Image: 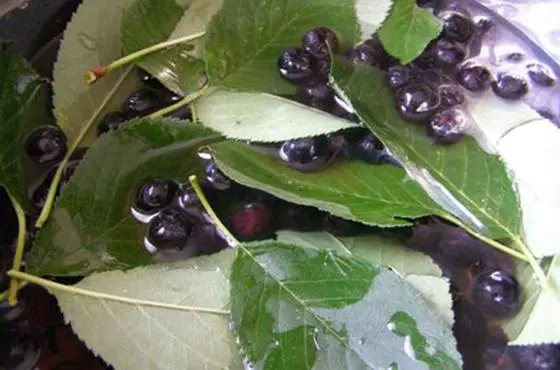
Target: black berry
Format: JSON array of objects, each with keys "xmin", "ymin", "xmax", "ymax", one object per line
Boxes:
[
  {"xmin": 278, "ymin": 48, "xmax": 314, "ymax": 82},
  {"xmin": 506, "ymin": 344, "xmax": 560, "ymax": 370},
  {"xmin": 25, "ymin": 126, "xmax": 67, "ymax": 164},
  {"xmin": 301, "ymin": 27, "xmax": 339, "ymax": 57},
  {"xmin": 434, "ymin": 39, "xmax": 466, "ymax": 65},
  {"xmin": 395, "ymin": 84, "xmax": 439, "ymax": 122},
  {"xmin": 205, "ymin": 161, "xmax": 231, "ymax": 191},
  {"xmin": 277, "ymin": 204, "xmax": 324, "ymax": 232},
  {"xmin": 441, "ymin": 12, "xmax": 473, "ymax": 42},
  {"xmin": 470, "ymin": 270, "xmax": 521, "ymax": 318},
  {"xmin": 146, "ymin": 208, "xmax": 194, "ymax": 250},
  {"xmin": 385, "ymin": 66, "xmax": 415, "ymax": 89},
  {"xmin": 133, "ymin": 178, "xmax": 179, "ymax": 214},
  {"xmin": 97, "ymin": 111, "xmax": 128, "ymax": 135},
  {"xmin": 297, "ymin": 78, "xmax": 334, "ymax": 111},
  {"xmin": 229, "ymin": 202, "xmax": 273, "ymax": 241},
  {"xmin": 346, "ymin": 133, "xmax": 387, "ymax": 164},
  {"xmin": 323, "ymin": 215, "xmax": 370, "ymax": 236},
  {"xmin": 439, "ymin": 85, "xmax": 465, "ymax": 108},
  {"xmin": 0, "ymin": 334, "xmax": 41, "ymax": 370},
  {"xmin": 427, "ymin": 108, "xmax": 465, "ymax": 145},
  {"xmin": 527, "ymin": 63, "xmax": 556, "ymax": 87},
  {"xmin": 122, "ymin": 89, "xmax": 165, "ymax": 116},
  {"xmin": 137, "ymin": 68, "xmax": 164, "ymax": 89},
  {"xmin": 279, "ymin": 137, "xmax": 330, "ymax": 172},
  {"xmin": 363, "ymin": 35, "xmax": 399, "ymax": 70},
  {"xmin": 491, "ymin": 73, "xmax": 529, "ymax": 100},
  {"xmin": 456, "ymin": 63, "xmax": 491, "ymax": 92},
  {"xmin": 348, "ymin": 43, "xmax": 377, "ymax": 66}
]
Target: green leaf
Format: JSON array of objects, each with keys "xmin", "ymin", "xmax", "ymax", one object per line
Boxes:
[
  {"xmin": 27, "ymin": 120, "xmax": 221, "ymax": 276},
  {"xmin": 331, "ymin": 61, "xmax": 521, "ymax": 240},
  {"xmin": 276, "ymin": 231, "xmax": 455, "ymax": 327},
  {"xmin": 377, "ymin": 0, "xmax": 442, "ymax": 64},
  {"xmin": 54, "ymin": 249, "xmax": 243, "ymax": 370},
  {"xmin": 121, "ymin": 0, "xmax": 222, "ymax": 95},
  {"xmin": 204, "ymin": 0, "xmax": 360, "ymax": 94},
  {"xmin": 232, "ymin": 242, "xmax": 461, "ymax": 369},
  {"xmin": 53, "ymin": 0, "xmax": 143, "ymax": 147},
  {"xmin": 195, "ymin": 90, "xmax": 357, "ymax": 142},
  {"xmin": 503, "ymin": 256, "xmax": 560, "ymax": 344},
  {"xmin": 0, "ymin": 50, "xmax": 51, "ymax": 211},
  {"xmin": 209, "ymin": 140, "xmax": 442, "ymax": 227},
  {"xmin": 355, "ymin": 0, "xmax": 393, "ymax": 40}
]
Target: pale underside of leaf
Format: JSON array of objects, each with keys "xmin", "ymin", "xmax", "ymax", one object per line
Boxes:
[
  {"xmin": 195, "ymin": 90, "xmax": 358, "ymax": 142},
  {"xmin": 54, "ymin": 249, "xmax": 243, "ymax": 370},
  {"xmin": 53, "ymin": 0, "xmax": 142, "ymax": 146},
  {"xmin": 355, "ymin": 0, "xmax": 393, "ymax": 40}
]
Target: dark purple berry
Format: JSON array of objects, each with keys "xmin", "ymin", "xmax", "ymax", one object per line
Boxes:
[
  {"xmin": 278, "ymin": 204, "xmax": 324, "ymax": 232},
  {"xmin": 441, "ymin": 12, "xmax": 473, "ymax": 42},
  {"xmin": 137, "ymin": 68, "xmax": 165, "ymax": 89},
  {"xmin": 156, "ymin": 89, "xmax": 182, "ymax": 105},
  {"xmin": 348, "ymin": 43, "xmax": 377, "ymax": 65},
  {"xmin": 323, "ymin": 215, "xmax": 370, "ymax": 236},
  {"xmin": 25, "ymin": 126, "xmax": 67, "ymax": 164},
  {"xmin": 363, "ymin": 35, "xmax": 399, "ymax": 70},
  {"xmin": 0, "ymin": 334, "xmax": 41, "ymax": 370},
  {"xmin": 301, "ymin": 27, "xmax": 339, "ymax": 57},
  {"xmin": 164, "ymin": 105, "xmax": 192, "ymax": 120},
  {"xmin": 297, "ymin": 78, "xmax": 334, "ymax": 111},
  {"xmin": 395, "ymin": 84, "xmax": 439, "ymax": 122},
  {"xmin": 347, "ymin": 133, "xmax": 387, "ymax": 164},
  {"xmin": 439, "ymin": 84, "xmax": 465, "ymax": 108},
  {"xmin": 527, "ymin": 63, "xmax": 556, "ymax": 87},
  {"xmin": 146, "ymin": 208, "xmax": 194, "ymax": 250},
  {"xmin": 470, "ymin": 270, "xmax": 521, "ymax": 319},
  {"xmin": 456, "ymin": 63, "xmax": 491, "ymax": 92},
  {"xmin": 506, "ymin": 344, "xmax": 560, "ymax": 370},
  {"xmin": 205, "ymin": 161, "xmax": 231, "ymax": 191},
  {"xmin": 122, "ymin": 89, "xmax": 165, "ymax": 116},
  {"xmin": 134, "ymin": 178, "xmax": 179, "ymax": 214},
  {"xmin": 97, "ymin": 111, "xmax": 128, "ymax": 135},
  {"xmin": 278, "ymin": 48, "xmax": 314, "ymax": 82},
  {"xmin": 279, "ymin": 137, "xmax": 330, "ymax": 172},
  {"xmin": 427, "ymin": 108, "xmax": 465, "ymax": 144},
  {"xmin": 491, "ymin": 73, "xmax": 529, "ymax": 100},
  {"xmin": 434, "ymin": 39, "xmax": 466, "ymax": 65},
  {"xmin": 504, "ymin": 52, "xmax": 524, "ymax": 62},
  {"xmin": 229, "ymin": 202, "xmax": 273, "ymax": 241},
  {"xmin": 385, "ymin": 66, "xmax": 415, "ymax": 89}
]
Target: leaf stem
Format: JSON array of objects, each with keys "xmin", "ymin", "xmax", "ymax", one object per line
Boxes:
[
  {"xmin": 87, "ymin": 31, "xmax": 206, "ymax": 84},
  {"xmin": 0, "ymin": 282, "xmax": 28, "ymax": 302},
  {"xmin": 8, "ymin": 270, "xmax": 230, "ymax": 316},
  {"xmin": 149, "ymin": 85, "xmax": 209, "ymax": 119},
  {"xmin": 511, "ymin": 237, "xmax": 549, "ymax": 290},
  {"xmin": 6, "ymin": 194, "xmax": 26, "ymax": 305},
  {"xmin": 188, "ymin": 175, "xmax": 239, "ymax": 247}
]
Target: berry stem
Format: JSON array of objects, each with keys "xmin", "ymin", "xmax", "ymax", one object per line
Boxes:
[
  {"xmin": 510, "ymin": 236, "xmax": 550, "ymax": 290},
  {"xmin": 7, "ymin": 270, "xmax": 230, "ymax": 316},
  {"xmin": 0, "ymin": 282, "xmax": 29, "ymax": 302},
  {"xmin": 6, "ymin": 194, "xmax": 26, "ymax": 305},
  {"xmin": 148, "ymin": 85, "xmax": 209, "ymax": 119},
  {"xmin": 188, "ymin": 175, "xmax": 239, "ymax": 247},
  {"xmin": 86, "ymin": 31, "xmax": 206, "ymax": 84}
]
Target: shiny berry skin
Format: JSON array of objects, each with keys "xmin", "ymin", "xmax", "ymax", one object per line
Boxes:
[
  {"xmin": 491, "ymin": 73, "xmax": 529, "ymax": 100},
  {"xmin": 439, "ymin": 85, "xmax": 465, "ymax": 108},
  {"xmin": 137, "ymin": 68, "xmax": 164, "ymax": 89},
  {"xmin": 395, "ymin": 84, "xmax": 439, "ymax": 122},
  {"xmin": 302, "ymin": 27, "xmax": 339, "ymax": 57},
  {"xmin": 97, "ymin": 111, "xmax": 128, "ymax": 135},
  {"xmin": 25, "ymin": 126, "xmax": 67, "ymax": 164},
  {"xmin": 279, "ymin": 137, "xmax": 330, "ymax": 172},
  {"xmin": 363, "ymin": 35, "xmax": 399, "ymax": 70},
  {"xmin": 427, "ymin": 108, "xmax": 465, "ymax": 145},
  {"xmin": 133, "ymin": 179, "xmax": 179, "ymax": 214},
  {"xmin": 434, "ymin": 39, "xmax": 466, "ymax": 65},
  {"xmin": 297, "ymin": 78, "xmax": 334, "ymax": 111},
  {"xmin": 470, "ymin": 270, "xmax": 521, "ymax": 318},
  {"xmin": 229, "ymin": 202, "xmax": 273, "ymax": 241},
  {"xmin": 0, "ymin": 334, "xmax": 41, "ymax": 370},
  {"xmin": 278, "ymin": 48, "xmax": 314, "ymax": 82},
  {"xmin": 385, "ymin": 66, "xmax": 415, "ymax": 89},
  {"xmin": 527, "ymin": 63, "xmax": 556, "ymax": 87},
  {"xmin": 348, "ymin": 43, "xmax": 377, "ymax": 65},
  {"xmin": 347, "ymin": 133, "xmax": 387, "ymax": 164},
  {"xmin": 456, "ymin": 63, "xmax": 491, "ymax": 92},
  {"xmin": 122, "ymin": 89, "xmax": 165, "ymax": 116},
  {"xmin": 441, "ymin": 13, "xmax": 473, "ymax": 42},
  {"xmin": 205, "ymin": 161, "xmax": 231, "ymax": 191},
  {"xmin": 146, "ymin": 208, "xmax": 194, "ymax": 250}
]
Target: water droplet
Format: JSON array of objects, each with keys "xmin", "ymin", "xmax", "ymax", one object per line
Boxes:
[
  {"xmin": 359, "ymin": 337, "xmax": 366, "ymax": 345},
  {"xmin": 78, "ymin": 32, "xmax": 97, "ymax": 51},
  {"xmin": 403, "ymin": 335, "xmax": 416, "ymax": 360},
  {"xmin": 386, "ymin": 322, "xmax": 396, "ymax": 332},
  {"xmin": 215, "ymin": 267, "xmax": 221, "ymax": 272},
  {"xmin": 273, "ymin": 340, "xmax": 280, "ymax": 347}
]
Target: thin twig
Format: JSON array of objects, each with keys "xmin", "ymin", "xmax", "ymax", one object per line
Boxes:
[{"xmin": 6, "ymin": 194, "xmax": 26, "ymax": 305}]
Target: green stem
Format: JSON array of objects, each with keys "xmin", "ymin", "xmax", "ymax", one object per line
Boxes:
[
  {"xmin": 511, "ymin": 237, "xmax": 549, "ymax": 290},
  {"xmin": 0, "ymin": 282, "xmax": 28, "ymax": 302},
  {"xmin": 438, "ymin": 213, "xmax": 529, "ymax": 262},
  {"xmin": 6, "ymin": 194, "xmax": 26, "ymax": 305},
  {"xmin": 149, "ymin": 85, "xmax": 209, "ymax": 119},
  {"xmin": 8, "ymin": 270, "xmax": 230, "ymax": 316},
  {"xmin": 188, "ymin": 175, "xmax": 239, "ymax": 247},
  {"xmin": 87, "ymin": 31, "xmax": 206, "ymax": 83}
]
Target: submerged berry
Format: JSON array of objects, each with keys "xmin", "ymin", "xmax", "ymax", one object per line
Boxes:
[
  {"xmin": 385, "ymin": 66, "xmax": 415, "ymax": 89},
  {"xmin": 25, "ymin": 126, "xmax": 67, "ymax": 164},
  {"xmin": 456, "ymin": 63, "xmax": 491, "ymax": 92},
  {"xmin": 439, "ymin": 85, "xmax": 465, "ymax": 108},
  {"xmin": 137, "ymin": 68, "xmax": 164, "ymax": 89},
  {"xmin": 97, "ymin": 111, "xmax": 128, "ymax": 135},
  {"xmin": 427, "ymin": 108, "xmax": 465, "ymax": 144},
  {"xmin": 527, "ymin": 63, "xmax": 556, "ymax": 87},
  {"xmin": 441, "ymin": 12, "xmax": 473, "ymax": 42},
  {"xmin": 297, "ymin": 78, "xmax": 334, "ymax": 111},
  {"xmin": 395, "ymin": 84, "xmax": 439, "ymax": 122},
  {"xmin": 491, "ymin": 73, "xmax": 529, "ymax": 100},
  {"xmin": 229, "ymin": 202, "xmax": 273, "ymax": 241},
  {"xmin": 470, "ymin": 270, "xmax": 521, "ymax": 318},
  {"xmin": 205, "ymin": 161, "xmax": 231, "ymax": 191},
  {"xmin": 146, "ymin": 208, "xmax": 194, "ymax": 250},
  {"xmin": 348, "ymin": 43, "xmax": 377, "ymax": 66},
  {"xmin": 302, "ymin": 27, "xmax": 339, "ymax": 57},
  {"xmin": 279, "ymin": 137, "xmax": 330, "ymax": 172},
  {"xmin": 434, "ymin": 39, "xmax": 466, "ymax": 65},
  {"xmin": 122, "ymin": 89, "xmax": 164, "ymax": 116},
  {"xmin": 347, "ymin": 133, "xmax": 387, "ymax": 164},
  {"xmin": 278, "ymin": 48, "xmax": 314, "ymax": 82},
  {"xmin": 134, "ymin": 178, "xmax": 179, "ymax": 214}
]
